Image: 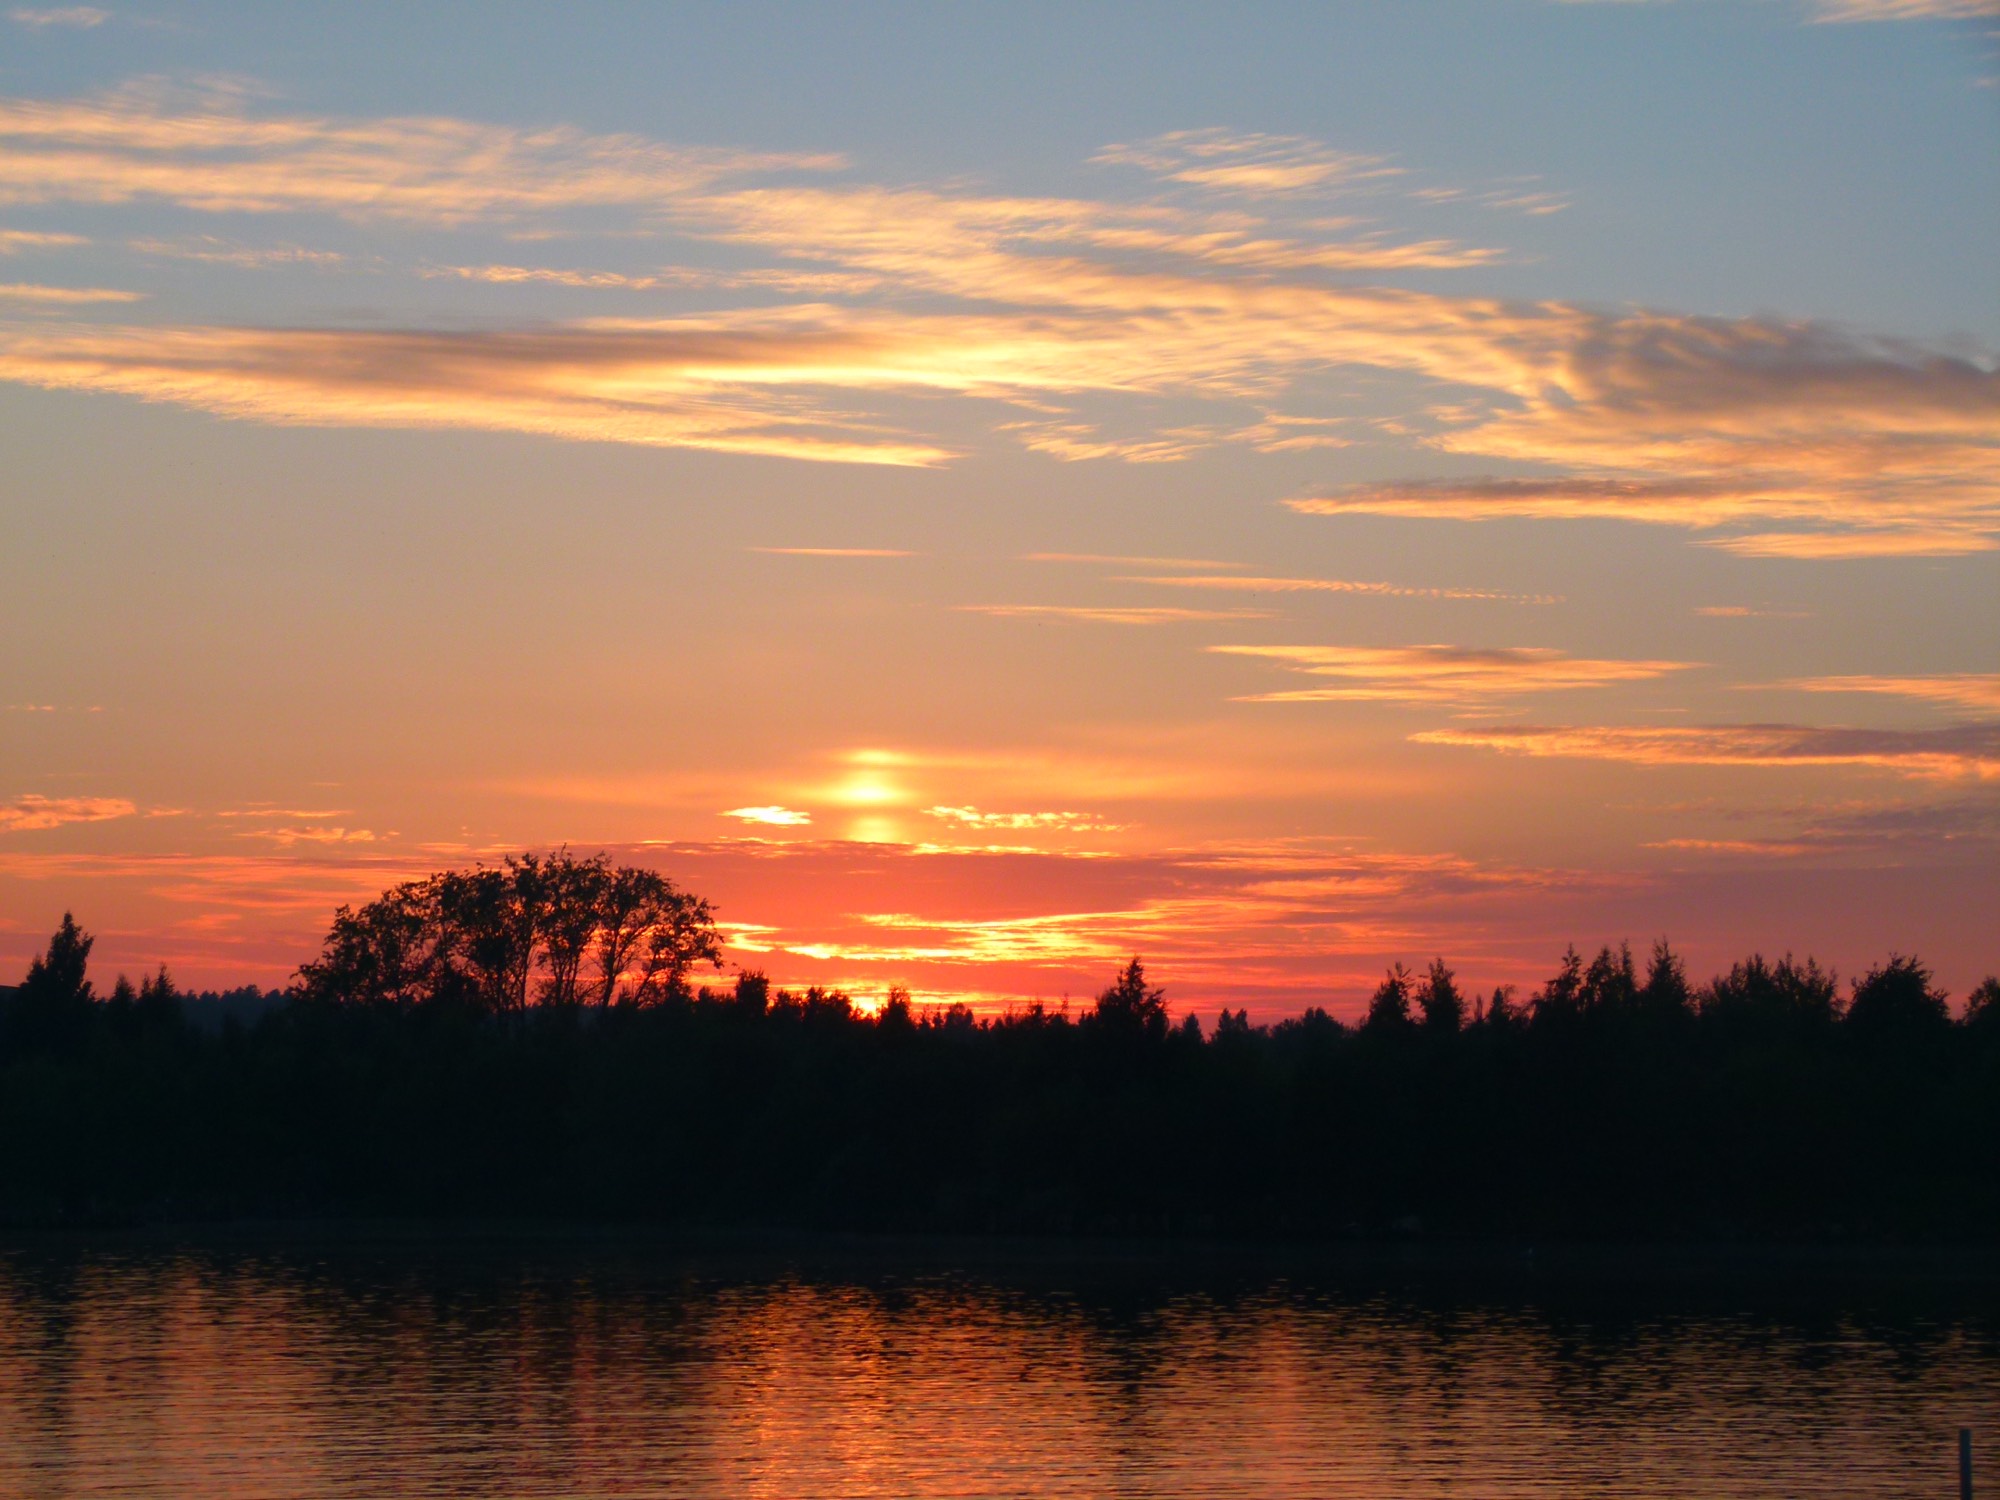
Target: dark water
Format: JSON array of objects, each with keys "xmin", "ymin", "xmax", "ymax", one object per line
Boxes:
[{"xmin": 0, "ymin": 1237, "xmax": 1993, "ymax": 1499}]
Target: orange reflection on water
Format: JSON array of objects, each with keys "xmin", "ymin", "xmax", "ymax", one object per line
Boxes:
[{"xmin": 1, "ymin": 1246, "xmax": 1995, "ymax": 1499}]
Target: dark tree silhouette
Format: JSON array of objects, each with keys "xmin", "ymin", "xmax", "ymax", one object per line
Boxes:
[
  {"xmin": 1846, "ymin": 953, "xmax": 1951, "ymax": 1040},
  {"xmin": 1639, "ymin": 938, "xmax": 1692, "ymax": 1022},
  {"xmin": 2, "ymin": 886, "xmax": 1995, "ymax": 1241},
  {"xmin": 295, "ymin": 851, "xmax": 721, "ymax": 1013},
  {"xmin": 1967, "ymin": 976, "xmax": 2000, "ymax": 1032},
  {"xmin": 4, "ymin": 911, "xmax": 96, "ymax": 1054},
  {"xmin": 1363, "ymin": 962, "xmax": 1415, "ymax": 1033},
  {"xmin": 1094, "ymin": 957, "xmax": 1168, "ymax": 1039},
  {"xmin": 1416, "ymin": 958, "xmax": 1464, "ymax": 1033}
]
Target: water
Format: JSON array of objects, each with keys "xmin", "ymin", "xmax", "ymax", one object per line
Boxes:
[{"xmin": 0, "ymin": 1237, "xmax": 1993, "ymax": 1498}]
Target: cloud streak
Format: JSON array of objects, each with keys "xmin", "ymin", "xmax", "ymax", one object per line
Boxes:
[
  {"xmin": 1127, "ymin": 574, "xmax": 1560, "ymax": 604},
  {"xmin": 1217, "ymin": 644, "xmax": 1692, "ymax": 704},
  {"xmin": 1418, "ymin": 722, "xmax": 2000, "ymax": 779},
  {"xmin": 1805, "ymin": 0, "xmax": 2000, "ymax": 19},
  {"xmin": 8, "ymin": 6, "xmax": 106, "ymax": 27},
  {"xmin": 1092, "ymin": 128, "xmax": 1403, "ymax": 197},
  {"xmin": 0, "ymin": 282, "xmax": 141, "ymax": 302},
  {"xmin": 0, "ymin": 316, "xmax": 958, "ymax": 464},
  {"xmin": 959, "ymin": 604, "xmax": 1269, "ymax": 625},
  {"xmin": 1780, "ymin": 674, "xmax": 2000, "ymax": 713},
  {"xmin": 0, "ymin": 85, "xmax": 1989, "ymax": 542},
  {"xmin": 0, "ymin": 794, "xmax": 137, "ymax": 832},
  {"xmin": 0, "ymin": 84, "xmax": 840, "ymax": 223},
  {"xmin": 1292, "ymin": 317, "xmax": 2000, "ymax": 556}
]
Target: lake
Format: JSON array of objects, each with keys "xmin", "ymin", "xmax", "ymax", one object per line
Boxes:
[{"xmin": 0, "ymin": 1235, "xmax": 1992, "ymax": 1498}]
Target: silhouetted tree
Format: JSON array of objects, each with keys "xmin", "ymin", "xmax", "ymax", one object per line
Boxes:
[
  {"xmin": 1846, "ymin": 954, "xmax": 1950, "ymax": 1041},
  {"xmin": 5, "ymin": 897, "xmax": 1997, "ymax": 1241},
  {"xmin": 1966, "ymin": 976, "xmax": 2000, "ymax": 1033},
  {"xmin": 295, "ymin": 852, "xmax": 721, "ymax": 1013},
  {"xmin": 1482, "ymin": 983, "xmax": 1521, "ymax": 1030},
  {"xmin": 591, "ymin": 865, "xmax": 722, "ymax": 1007},
  {"xmin": 1363, "ymin": 962, "xmax": 1415, "ymax": 1033},
  {"xmin": 4, "ymin": 912, "xmax": 96, "ymax": 1054},
  {"xmin": 1580, "ymin": 943, "xmax": 1638, "ymax": 1016},
  {"xmin": 1639, "ymin": 938, "xmax": 1692, "ymax": 1021},
  {"xmin": 732, "ymin": 970, "xmax": 771, "ymax": 1015},
  {"xmin": 1700, "ymin": 953, "xmax": 1838, "ymax": 1040},
  {"xmin": 1094, "ymin": 957, "xmax": 1168, "ymax": 1039},
  {"xmin": 1416, "ymin": 958, "xmax": 1464, "ymax": 1033},
  {"xmin": 1531, "ymin": 946, "xmax": 1585, "ymax": 1027}
]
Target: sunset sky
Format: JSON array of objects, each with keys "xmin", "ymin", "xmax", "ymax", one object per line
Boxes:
[{"xmin": 2, "ymin": 0, "xmax": 1996, "ymax": 1017}]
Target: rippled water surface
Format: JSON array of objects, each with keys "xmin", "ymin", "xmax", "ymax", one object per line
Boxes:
[{"xmin": 0, "ymin": 1238, "xmax": 1993, "ymax": 1498}]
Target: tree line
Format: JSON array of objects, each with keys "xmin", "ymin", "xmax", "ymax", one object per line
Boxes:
[{"xmin": 1, "ymin": 851, "xmax": 1995, "ymax": 1239}]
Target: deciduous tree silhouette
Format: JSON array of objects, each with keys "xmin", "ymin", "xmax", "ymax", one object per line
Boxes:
[
  {"xmin": 295, "ymin": 852, "xmax": 722, "ymax": 1013},
  {"xmin": 1846, "ymin": 953, "xmax": 1950, "ymax": 1041}
]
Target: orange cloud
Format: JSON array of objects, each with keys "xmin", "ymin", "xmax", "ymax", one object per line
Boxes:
[
  {"xmin": 1644, "ymin": 838, "xmax": 1813, "ymax": 857},
  {"xmin": 0, "ymin": 86, "xmax": 1988, "ymax": 530},
  {"xmin": 0, "ymin": 794, "xmax": 138, "ymax": 832},
  {"xmin": 0, "ymin": 317, "xmax": 957, "ymax": 465},
  {"xmin": 0, "ymin": 228, "xmax": 86, "ymax": 252},
  {"xmin": 1091, "ymin": 128, "xmax": 1402, "ymax": 197},
  {"xmin": 926, "ymin": 806, "xmax": 1124, "ymax": 832},
  {"xmin": 1127, "ymin": 574, "xmax": 1560, "ymax": 604},
  {"xmin": 1217, "ymin": 644, "xmax": 1692, "ymax": 704},
  {"xmin": 959, "ymin": 604, "xmax": 1268, "ymax": 625},
  {"xmin": 1805, "ymin": 0, "xmax": 2000, "ymax": 18},
  {"xmin": 724, "ymin": 806, "xmax": 813, "ymax": 826},
  {"xmin": 0, "ymin": 282, "xmax": 141, "ymax": 303},
  {"xmin": 9, "ymin": 7, "xmax": 106, "ymax": 27},
  {"xmin": 0, "ymin": 84, "xmax": 839, "ymax": 222},
  {"xmin": 236, "ymin": 826, "xmax": 379, "ymax": 847},
  {"xmin": 1779, "ymin": 675, "xmax": 2000, "ymax": 713},
  {"xmin": 1289, "ymin": 311, "xmax": 2000, "ymax": 556},
  {"xmin": 1417, "ymin": 722, "xmax": 2000, "ymax": 780},
  {"xmin": 130, "ymin": 236, "xmax": 344, "ymax": 268}
]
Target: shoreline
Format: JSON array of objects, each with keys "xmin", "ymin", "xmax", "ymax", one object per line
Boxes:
[{"xmin": 5, "ymin": 1218, "xmax": 1998, "ymax": 1289}]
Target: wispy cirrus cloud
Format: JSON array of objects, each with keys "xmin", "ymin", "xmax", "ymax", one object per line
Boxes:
[
  {"xmin": 1779, "ymin": 674, "xmax": 2000, "ymax": 713},
  {"xmin": 0, "ymin": 228, "xmax": 85, "ymax": 252},
  {"xmin": 425, "ymin": 262, "xmax": 887, "ymax": 296},
  {"xmin": 926, "ymin": 806, "xmax": 1124, "ymax": 832},
  {"xmin": 1804, "ymin": 0, "xmax": 2000, "ymax": 19},
  {"xmin": 1126, "ymin": 574, "xmax": 1560, "ymax": 604},
  {"xmin": 0, "ymin": 85, "xmax": 1989, "ymax": 539},
  {"xmin": 959, "ymin": 604, "xmax": 1269, "ymax": 625},
  {"xmin": 0, "ymin": 316, "xmax": 958, "ymax": 464},
  {"xmin": 8, "ymin": 6, "xmax": 106, "ymax": 27},
  {"xmin": 1417, "ymin": 722, "xmax": 2000, "ymax": 780},
  {"xmin": 1556, "ymin": 0, "xmax": 2000, "ymax": 19},
  {"xmin": 0, "ymin": 82, "xmax": 840, "ymax": 223},
  {"xmin": 130, "ymin": 235, "xmax": 343, "ymax": 267},
  {"xmin": 0, "ymin": 794, "xmax": 136, "ymax": 831},
  {"xmin": 235, "ymin": 825, "xmax": 378, "ymax": 847},
  {"xmin": 1092, "ymin": 128, "xmax": 1403, "ymax": 197},
  {"xmin": 1291, "ymin": 314, "xmax": 2000, "ymax": 556},
  {"xmin": 1216, "ymin": 643, "xmax": 1692, "ymax": 704},
  {"xmin": 0, "ymin": 281, "xmax": 140, "ymax": 302}
]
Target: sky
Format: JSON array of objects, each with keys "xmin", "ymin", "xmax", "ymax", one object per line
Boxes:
[{"xmin": 1, "ymin": 0, "xmax": 1996, "ymax": 1018}]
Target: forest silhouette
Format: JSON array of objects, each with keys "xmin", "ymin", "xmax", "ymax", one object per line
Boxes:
[{"xmin": 2, "ymin": 850, "xmax": 1996, "ymax": 1239}]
